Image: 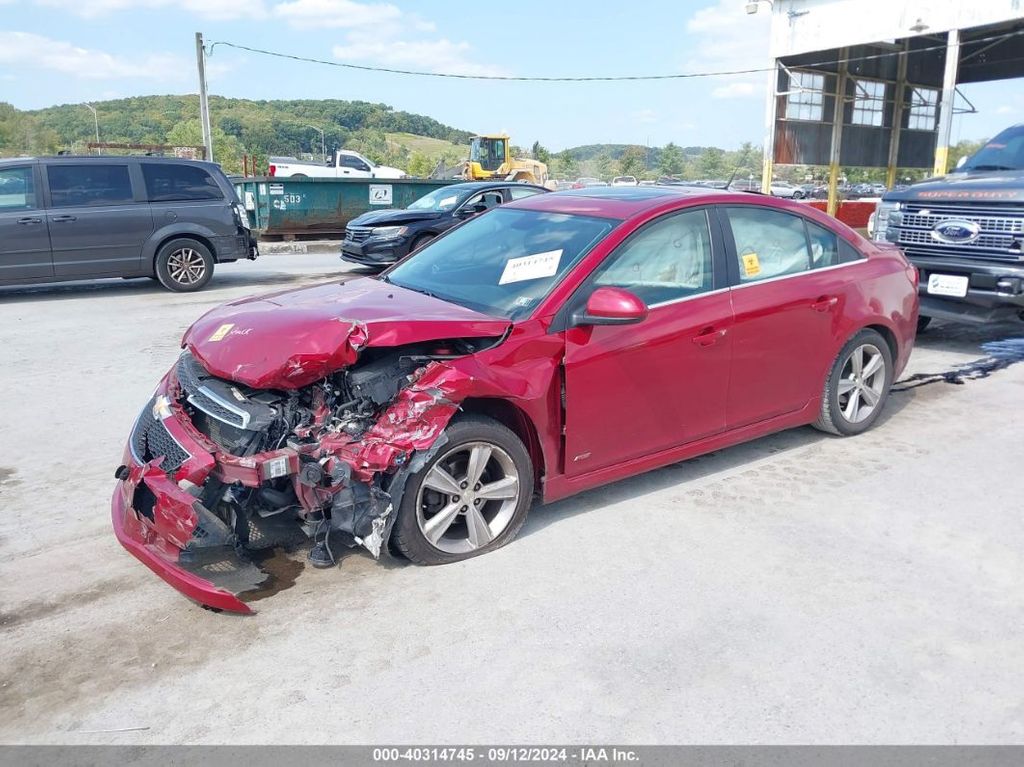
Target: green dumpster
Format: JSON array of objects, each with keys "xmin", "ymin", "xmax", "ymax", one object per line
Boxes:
[{"xmin": 232, "ymin": 177, "xmax": 457, "ymax": 237}]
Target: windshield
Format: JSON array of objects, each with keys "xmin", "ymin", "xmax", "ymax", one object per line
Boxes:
[
  {"xmin": 962, "ymin": 125, "xmax": 1024, "ymax": 171},
  {"xmin": 406, "ymin": 187, "xmax": 466, "ymax": 212},
  {"xmin": 383, "ymin": 208, "xmax": 618, "ymax": 320},
  {"xmin": 469, "ymin": 138, "xmax": 506, "ymax": 172}
]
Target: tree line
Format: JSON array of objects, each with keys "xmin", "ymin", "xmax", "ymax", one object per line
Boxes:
[
  {"xmin": 0, "ymin": 95, "xmax": 989, "ymax": 182},
  {"xmin": 0, "ymin": 95, "xmax": 474, "ymax": 174}
]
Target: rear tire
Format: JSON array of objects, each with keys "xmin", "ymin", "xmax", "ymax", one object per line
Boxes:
[
  {"xmin": 155, "ymin": 238, "xmax": 214, "ymax": 292},
  {"xmin": 393, "ymin": 415, "xmax": 533, "ymax": 565},
  {"xmin": 813, "ymin": 329, "xmax": 893, "ymax": 437}
]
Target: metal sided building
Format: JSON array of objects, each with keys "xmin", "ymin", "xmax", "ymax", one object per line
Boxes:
[{"xmin": 756, "ymin": 0, "xmax": 1024, "ymax": 213}]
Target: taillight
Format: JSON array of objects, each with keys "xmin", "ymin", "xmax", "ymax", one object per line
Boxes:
[{"xmin": 268, "ymin": 164, "xmax": 276, "ymax": 177}]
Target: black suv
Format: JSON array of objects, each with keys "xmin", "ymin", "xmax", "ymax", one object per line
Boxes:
[
  {"xmin": 0, "ymin": 156, "xmax": 257, "ymax": 292},
  {"xmin": 873, "ymin": 123, "xmax": 1024, "ymax": 328},
  {"xmin": 340, "ymin": 181, "xmax": 548, "ymax": 267}
]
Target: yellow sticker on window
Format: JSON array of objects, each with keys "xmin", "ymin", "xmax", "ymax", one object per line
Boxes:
[
  {"xmin": 741, "ymin": 253, "xmax": 761, "ymax": 277},
  {"xmin": 208, "ymin": 323, "xmax": 235, "ymax": 342}
]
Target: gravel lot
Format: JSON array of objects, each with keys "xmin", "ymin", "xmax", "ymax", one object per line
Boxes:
[{"xmin": 1, "ymin": 253, "xmax": 1022, "ymax": 744}]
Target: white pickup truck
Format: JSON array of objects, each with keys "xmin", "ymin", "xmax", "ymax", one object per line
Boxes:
[{"xmin": 268, "ymin": 150, "xmax": 406, "ymax": 179}]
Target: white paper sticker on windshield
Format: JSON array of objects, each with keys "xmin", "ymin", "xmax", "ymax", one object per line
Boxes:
[{"xmin": 499, "ymin": 250, "xmax": 562, "ymax": 285}]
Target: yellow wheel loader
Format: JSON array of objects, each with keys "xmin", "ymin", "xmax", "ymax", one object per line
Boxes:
[{"xmin": 463, "ymin": 134, "xmax": 553, "ymax": 188}]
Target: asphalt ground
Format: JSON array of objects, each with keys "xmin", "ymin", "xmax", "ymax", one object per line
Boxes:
[{"xmin": 1, "ymin": 253, "xmax": 1021, "ymax": 744}]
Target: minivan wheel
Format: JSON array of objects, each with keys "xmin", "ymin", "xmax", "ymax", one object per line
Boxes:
[
  {"xmin": 155, "ymin": 239, "xmax": 214, "ymax": 292},
  {"xmin": 392, "ymin": 415, "xmax": 533, "ymax": 565},
  {"xmin": 813, "ymin": 329, "xmax": 893, "ymax": 437}
]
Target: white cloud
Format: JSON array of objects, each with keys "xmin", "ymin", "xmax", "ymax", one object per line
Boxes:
[
  {"xmin": 0, "ymin": 32, "xmax": 187, "ymax": 80},
  {"xmin": 273, "ymin": 0, "xmax": 399, "ymax": 29},
  {"xmin": 684, "ymin": 0, "xmax": 770, "ymax": 100},
  {"xmin": 712, "ymin": 82, "xmax": 757, "ymax": 99},
  {"xmin": 631, "ymin": 109, "xmax": 658, "ymax": 124},
  {"xmin": 34, "ymin": 0, "xmax": 267, "ymax": 20},
  {"xmin": 332, "ymin": 38, "xmax": 505, "ymax": 77}
]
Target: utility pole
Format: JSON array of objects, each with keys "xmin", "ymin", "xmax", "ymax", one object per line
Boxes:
[
  {"xmin": 195, "ymin": 32, "xmax": 214, "ymax": 162},
  {"xmin": 306, "ymin": 125, "xmax": 326, "ymax": 163},
  {"xmin": 83, "ymin": 103, "xmax": 100, "ymax": 153}
]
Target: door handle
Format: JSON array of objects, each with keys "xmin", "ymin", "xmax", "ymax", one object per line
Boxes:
[
  {"xmin": 17, "ymin": 217, "xmax": 42, "ymax": 225},
  {"xmin": 811, "ymin": 295, "xmax": 838, "ymax": 312},
  {"xmin": 51, "ymin": 215, "xmax": 77, "ymax": 223},
  {"xmin": 692, "ymin": 326, "xmax": 728, "ymax": 347}
]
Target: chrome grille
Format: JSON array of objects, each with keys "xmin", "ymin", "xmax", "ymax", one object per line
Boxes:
[
  {"xmin": 897, "ymin": 229, "xmax": 1014, "ymax": 249},
  {"xmin": 345, "ymin": 226, "xmax": 372, "ymax": 243},
  {"xmin": 896, "ymin": 203, "xmax": 1024, "ymax": 262},
  {"xmin": 131, "ymin": 400, "xmax": 190, "ymax": 472}
]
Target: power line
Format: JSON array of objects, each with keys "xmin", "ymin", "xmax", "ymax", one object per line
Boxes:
[{"xmin": 208, "ymin": 29, "xmax": 1024, "ymax": 83}]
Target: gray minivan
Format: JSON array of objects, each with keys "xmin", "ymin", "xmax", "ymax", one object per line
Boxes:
[{"xmin": 0, "ymin": 156, "xmax": 257, "ymax": 292}]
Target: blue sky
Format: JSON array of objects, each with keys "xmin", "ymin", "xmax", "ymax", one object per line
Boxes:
[{"xmin": 1, "ymin": 0, "xmax": 1021, "ymax": 151}]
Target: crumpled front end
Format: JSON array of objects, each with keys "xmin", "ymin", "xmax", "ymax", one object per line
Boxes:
[{"xmin": 111, "ymin": 340, "xmax": 487, "ymax": 613}]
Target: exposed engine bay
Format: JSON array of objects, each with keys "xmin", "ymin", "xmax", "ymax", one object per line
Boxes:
[{"xmin": 127, "ymin": 334, "xmax": 501, "ymax": 591}]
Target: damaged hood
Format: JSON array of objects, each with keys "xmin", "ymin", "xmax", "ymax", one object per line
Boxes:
[
  {"xmin": 183, "ymin": 277, "xmax": 510, "ymax": 389},
  {"xmin": 348, "ymin": 208, "xmax": 445, "ymax": 226}
]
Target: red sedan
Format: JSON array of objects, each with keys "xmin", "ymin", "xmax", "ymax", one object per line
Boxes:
[{"xmin": 112, "ymin": 186, "xmax": 919, "ymax": 612}]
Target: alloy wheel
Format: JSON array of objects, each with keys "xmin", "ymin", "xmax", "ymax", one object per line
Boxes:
[
  {"xmin": 415, "ymin": 441, "xmax": 521, "ymax": 554},
  {"xmin": 166, "ymin": 248, "xmax": 207, "ymax": 286},
  {"xmin": 837, "ymin": 343, "xmax": 887, "ymax": 424}
]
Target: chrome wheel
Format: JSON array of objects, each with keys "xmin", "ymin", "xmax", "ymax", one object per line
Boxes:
[
  {"xmin": 415, "ymin": 441, "xmax": 521, "ymax": 555},
  {"xmin": 837, "ymin": 343, "xmax": 887, "ymax": 424},
  {"xmin": 166, "ymin": 247, "xmax": 207, "ymax": 286}
]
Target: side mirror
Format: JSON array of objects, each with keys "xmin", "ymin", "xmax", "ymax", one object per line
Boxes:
[{"xmin": 572, "ymin": 286, "xmax": 648, "ymax": 327}]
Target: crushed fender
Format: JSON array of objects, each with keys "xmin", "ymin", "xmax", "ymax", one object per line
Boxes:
[{"xmin": 113, "ymin": 328, "xmax": 492, "ymax": 612}]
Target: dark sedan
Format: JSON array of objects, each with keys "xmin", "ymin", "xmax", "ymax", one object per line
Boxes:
[{"xmin": 340, "ymin": 181, "xmax": 548, "ymax": 267}]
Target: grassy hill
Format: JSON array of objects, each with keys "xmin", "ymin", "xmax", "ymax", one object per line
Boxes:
[
  {"xmin": 386, "ymin": 132, "xmax": 468, "ymax": 157},
  {"xmin": 0, "ymin": 95, "xmax": 476, "ymax": 174}
]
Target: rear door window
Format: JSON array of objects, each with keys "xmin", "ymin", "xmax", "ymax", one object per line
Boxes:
[
  {"xmin": 0, "ymin": 166, "xmax": 37, "ymax": 210},
  {"xmin": 142, "ymin": 163, "xmax": 224, "ymax": 202},
  {"xmin": 509, "ymin": 186, "xmax": 543, "ymax": 200},
  {"xmin": 47, "ymin": 164, "xmax": 134, "ymax": 208},
  {"xmin": 806, "ymin": 220, "xmax": 840, "ymax": 268},
  {"xmin": 724, "ymin": 207, "xmax": 810, "ymax": 283}
]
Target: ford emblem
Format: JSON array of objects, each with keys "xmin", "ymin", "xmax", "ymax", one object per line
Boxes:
[{"xmin": 931, "ymin": 219, "xmax": 981, "ymax": 244}]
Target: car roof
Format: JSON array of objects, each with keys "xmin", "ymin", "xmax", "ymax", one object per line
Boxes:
[
  {"xmin": 0, "ymin": 155, "xmax": 220, "ymax": 170},
  {"xmin": 504, "ymin": 184, "xmax": 733, "ymax": 218},
  {"xmin": 503, "ymin": 184, "xmax": 850, "ymax": 228},
  {"xmin": 435, "ymin": 180, "xmax": 548, "ymax": 193}
]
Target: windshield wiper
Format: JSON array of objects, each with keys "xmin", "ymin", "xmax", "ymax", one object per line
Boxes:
[
  {"xmin": 964, "ymin": 164, "xmax": 1017, "ymax": 171},
  {"xmin": 387, "ymin": 279, "xmax": 441, "ymax": 300}
]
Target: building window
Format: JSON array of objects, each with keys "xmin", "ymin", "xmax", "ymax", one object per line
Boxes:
[
  {"xmin": 851, "ymin": 79, "xmax": 885, "ymax": 126},
  {"xmin": 907, "ymin": 87, "xmax": 938, "ymax": 130},
  {"xmin": 786, "ymin": 71, "xmax": 825, "ymax": 122}
]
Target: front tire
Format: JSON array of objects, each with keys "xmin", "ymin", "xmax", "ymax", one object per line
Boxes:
[
  {"xmin": 155, "ymin": 238, "xmax": 214, "ymax": 292},
  {"xmin": 813, "ymin": 329, "xmax": 893, "ymax": 436},
  {"xmin": 410, "ymin": 233, "xmax": 435, "ymax": 253},
  {"xmin": 393, "ymin": 415, "xmax": 533, "ymax": 565}
]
